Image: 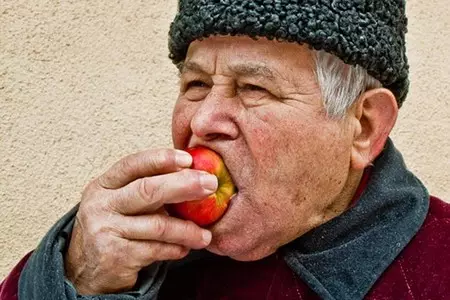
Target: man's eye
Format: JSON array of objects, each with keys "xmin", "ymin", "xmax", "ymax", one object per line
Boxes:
[
  {"xmin": 187, "ymin": 80, "xmax": 208, "ymax": 89},
  {"xmin": 243, "ymin": 84, "xmax": 266, "ymax": 92}
]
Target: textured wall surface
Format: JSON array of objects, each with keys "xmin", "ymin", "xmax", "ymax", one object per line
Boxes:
[{"xmin": 1, "ymin": 0, "xmax": 449, "ymax": 278}]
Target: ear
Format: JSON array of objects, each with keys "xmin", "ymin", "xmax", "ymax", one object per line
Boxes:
[{"xmin": 350, "ymin": 88, "xmax": 399, "ymax": 170}]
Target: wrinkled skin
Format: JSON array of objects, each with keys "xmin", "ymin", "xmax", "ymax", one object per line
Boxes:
[
  {"xmin": 65, "ymin": 35, "xmax": 397, "ymax": 295},
  {"xmin": 172, "ymin": 36, "xmax": 365, "ymax": 261}
]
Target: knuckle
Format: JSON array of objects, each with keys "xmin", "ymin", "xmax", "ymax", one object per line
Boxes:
[
  {"xmin": 105, "ymin": 216, "xmax": 127, "ymax": 238},
  {"xmin": 191, "ymin": 170, "xmax": 204, "ymax": 187},
  {"xmin": 157, "ymin": 148, "xmax": 173, "ymax": 161},
  {"xmin": 183, "ymin": 221, "xmax": 203, "ymax": 243},
  {"xmin": 148, "ymin": 243, "xmax": 185, "ymax": 260},
  {"xmin": 147, "ymin": 242, "xmax": 164, "ymax": 259},
  {"xmin": 179, "ymin": 168, "xmax": 194, "ymax": 177},
  {"xmin": 109, "ymin": 223, "xmax": 127, "ymax": 238},
  {"xmin": 151, "ymin": 216, "xmax": 169, "ymax": 240},
  {"xmin": 180, "ymin": 220, "xmax": 195, "ymax": 235},
  {"xmin": 104, "ymin": 195, "xmax": 120, "ymax": 214},
  {"xmin": 161, "ymin": 148, "xmax": 177, "ymax": 166},
  {"xmin": 138, "ymin": 177, "xmax": 153, "ymax": 202},
  {"xmin": 178, "ymin": 169, "xmax": 204, "ymax": 196},
  {"xmin": 138, "ymin": 177, "xmax": 164, "ymax": 205},
  {"xmin": 97, "ymin": 153, "xmax": 137, "ymax": 189},
  {"xmin": 81, "ymin": 179, "xmax": 103, "ymax": 204},
  {"xmin": 179, "ymin": 169, "xmax": 198, "ymax": 184},
  {"xmin": 173, "ymin": 246, "xmax": 188, "ymax": 259},
  {"xmin": 118, "ymin": 155, "xmax": 136, "ymax": 176},
  {"xmin": 149, "ymin": 148, "xmax": 176, "ymax": 170},
  {"xmin": 78, "ymin": 208, "xmax": 115, "ymax": 238},
  {"xmin": 98, "ymin": 159, "xmax": 126, "ymax": 188},
  {"xmin": 97, "ymin": 172, "xmax": 115, "ymax": 190},
  {"xmin": 85, "ymin": 178, "xmax": 99, "ymax": 193},
  {"xmin": 80, "ymin": 194, "xmax": 107, "ymax": 218}
]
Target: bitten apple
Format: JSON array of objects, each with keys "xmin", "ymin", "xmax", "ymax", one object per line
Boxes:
[{"xmin": 166, "ymin": 147, "xmax": 236, "ymax": 227}]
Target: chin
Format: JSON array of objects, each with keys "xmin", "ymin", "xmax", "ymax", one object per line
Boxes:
[{"xmin": 206, "ymin": 235, "xmax": 276, "ymax": 262}]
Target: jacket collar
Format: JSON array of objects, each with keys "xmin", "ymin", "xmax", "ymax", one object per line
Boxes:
[{"xmin": 283, "ymin": 138, "xmax": 429, "ymax": 300}]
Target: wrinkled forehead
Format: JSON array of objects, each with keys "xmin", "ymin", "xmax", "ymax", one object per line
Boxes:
[{"xmin": 182, "ymin": 35, "xmax": 316, "ymax": 78}]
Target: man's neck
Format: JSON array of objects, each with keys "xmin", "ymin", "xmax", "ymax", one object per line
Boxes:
[{"xmin": 323, "ymin": 169, "xmax": 366, "ymax": 219}]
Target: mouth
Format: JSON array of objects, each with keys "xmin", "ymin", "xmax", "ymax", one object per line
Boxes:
[
  {"xmin": 227, "ymin": 191, "xmax": 239, "ymax": 210},
  {"xmin": 187, "ymin": 142, "xmax": 240, "ymax": 186},
  {"xmin": 211, "ymin": 148, "xmax": 240, "ymax": 208},
  {"xmin": 224, "ymin": 165, "xmax": 240, "ymax": 206},
  {"xmin": 185, "ymin": 142, "xmax": 240, "ymax": 206},
  {"xmin": 207, "ymin": 191, "xmax": 239, "ymax": 229}
]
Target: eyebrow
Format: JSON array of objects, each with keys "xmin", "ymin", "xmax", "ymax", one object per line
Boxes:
[
  {"xmin": 180, "ymin": 61, "xmax": 275, "ymax": 80},
  {"xmin": 179, "ymin": 61, "xmax": 203, "ymax": 76}
]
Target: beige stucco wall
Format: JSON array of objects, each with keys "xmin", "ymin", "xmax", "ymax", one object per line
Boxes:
[{"xmin": 1, "ymin": 0, "xmax": 449, "ymax": 278}]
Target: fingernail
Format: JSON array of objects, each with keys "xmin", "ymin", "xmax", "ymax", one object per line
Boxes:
[
  {"xmin": 200, "ymin": 173, "xmax": 218, "ymax": 193},
  {"xmin": 202, "ymin": 230, "xmax": 212, "ymax": 245},
  {"xmin": 175, "ymin": 150, "xmax": 192, "ymax": 167}
]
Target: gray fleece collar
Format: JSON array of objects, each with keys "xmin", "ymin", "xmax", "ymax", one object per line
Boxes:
[{"xmin": 283, "ymin": 138, "xmax": 429, "ymax": 300}]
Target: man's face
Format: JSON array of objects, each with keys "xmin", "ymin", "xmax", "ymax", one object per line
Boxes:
[{"xmin": 172, "ymin": 36, "xmax": 360, "ymax": 261}]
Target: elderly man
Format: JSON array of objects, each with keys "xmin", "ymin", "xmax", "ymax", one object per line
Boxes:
[{"xmin": 2, "ymin": 0, "xmax": 449, "ymax": 299}]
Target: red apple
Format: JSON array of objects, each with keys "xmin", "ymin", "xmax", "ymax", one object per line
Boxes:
[{"xmin": 166, "ymin": 146, "xmax": 236, "ymax": 227}]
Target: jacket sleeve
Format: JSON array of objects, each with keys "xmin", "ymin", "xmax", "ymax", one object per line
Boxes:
[
  {"xmin": 0, "ymin": 252, "xmax": 33, "ymax": 300},
  {"xmin": 17, "ymin": 205, "xmax": 168, "ymax": 299}
]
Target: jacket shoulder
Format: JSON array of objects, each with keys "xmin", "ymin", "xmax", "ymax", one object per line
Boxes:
[
  {"xmin": 0, "ymin": 252, "xmax": 33, "ymax": 300},
  {"xmin": 367, "ymin": 196, "xmax": 450, "ymax": 299}
]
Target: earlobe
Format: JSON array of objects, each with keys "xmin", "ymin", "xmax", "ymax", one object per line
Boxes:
[{"xmin": 350, "ymin": 88, "xmax": 398, "ymax": 170}]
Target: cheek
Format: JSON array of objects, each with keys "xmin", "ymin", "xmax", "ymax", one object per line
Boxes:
[
  {"xmin": 285, "ymin": 123, "xmax": 353, "ymax": 213},
  {"xmin": 245, "ymin": 112, "xmax": 306, "ymax": 173},
  {"xmin": 246, "ymin": 111, "xmax": 284, "ymax": 159},
  {"xmin": 246, "ymin": 111, "xmax": 351, "ymax": 202}
]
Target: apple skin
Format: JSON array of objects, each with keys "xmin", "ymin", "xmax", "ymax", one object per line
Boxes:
[{"xmin": 166, "ymin": 147, "xmax": 236, "ymax": 227}]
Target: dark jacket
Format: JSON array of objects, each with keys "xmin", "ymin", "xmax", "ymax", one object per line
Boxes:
[{"xmin": 2, "ymin": 196, "xmax": 449, "ymax": 300}]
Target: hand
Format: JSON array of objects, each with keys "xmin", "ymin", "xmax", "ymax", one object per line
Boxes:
[{"xmin": 64, "ymin": 149, "xmax": 218, "ymax": 295}]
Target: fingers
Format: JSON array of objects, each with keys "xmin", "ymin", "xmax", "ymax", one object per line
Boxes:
[
  {"xmin": 124, "ymin": 240, "xmax": 190, "ymax": 268},
  {"xmin": 65, "ymin": 148, "xmax": 216, "ymax": 295},
  {"xmin": 112, "ymin": 214, "xmax": 212, "ymax": 250},
  {"xmin": 97, "ymin": 149, "xmax": 193, "ymax": 190},
  {"xmin": 109, "ymin": 169, "xmax": 218, "ymax": 215}
]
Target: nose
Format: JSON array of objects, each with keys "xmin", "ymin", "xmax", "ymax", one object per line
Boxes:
[{"xmin": 190, "ymin": 89, "xmax": 240, "ymax": 142}]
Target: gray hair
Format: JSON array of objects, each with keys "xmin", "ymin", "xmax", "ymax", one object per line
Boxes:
[{"xmin": 314, "ymin": 50, "xmax": 382, "ymax": 118}]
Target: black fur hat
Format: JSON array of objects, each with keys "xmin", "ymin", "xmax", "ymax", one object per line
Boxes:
[{"xmin": 169, "ymin": 0, "xmax": 409, "ymax": 106}]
